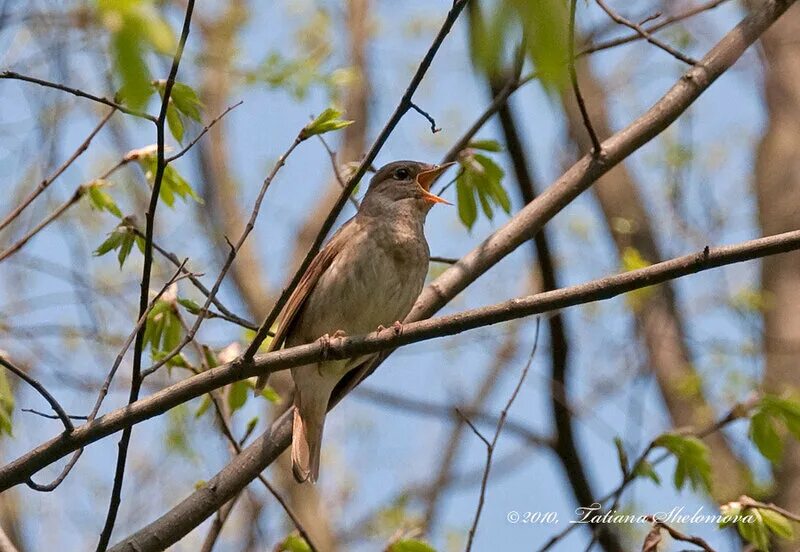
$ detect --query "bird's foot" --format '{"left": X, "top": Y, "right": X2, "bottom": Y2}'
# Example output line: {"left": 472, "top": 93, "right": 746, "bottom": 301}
{"left": 318, "top": 330, "right": 347, "bottom": 361}
{"left": 375, "top": 321, "right": 403, "bottom": 336}
{"left": 392, "top": 320, "right": 404, "bottom": 336}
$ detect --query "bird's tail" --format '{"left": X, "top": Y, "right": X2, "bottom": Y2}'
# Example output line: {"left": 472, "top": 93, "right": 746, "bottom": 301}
{"left": 291, "top": 387, "right": 328, "bottom": 483}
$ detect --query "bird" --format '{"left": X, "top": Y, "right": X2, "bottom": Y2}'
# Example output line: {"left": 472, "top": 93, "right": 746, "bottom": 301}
{"left": 255, "top": 160, "right": 454, "bottom": 483}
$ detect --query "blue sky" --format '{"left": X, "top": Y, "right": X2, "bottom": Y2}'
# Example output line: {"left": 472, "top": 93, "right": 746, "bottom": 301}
{"left": 0, "top": 0, "right": 774, "bottom": 550}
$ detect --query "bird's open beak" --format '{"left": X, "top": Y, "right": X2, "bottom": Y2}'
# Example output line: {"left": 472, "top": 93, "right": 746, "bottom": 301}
{"left": 416, "top": 162, "right": 456, "bottom": 205}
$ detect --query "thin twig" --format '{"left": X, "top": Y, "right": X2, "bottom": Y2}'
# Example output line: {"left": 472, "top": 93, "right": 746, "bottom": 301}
{"left": 0, "top": 355, "right": 73, "bottom": 432}
{"left": 579, "top": 0, "right": 729, "bottom": 56}
{"left": 738, "top": 496, "right": 800, "bottom": 524}
{"left": 0, "top": 71, "right": 155, "bottom": 121}
{"left": 166, "top": 100, "right": 243, "bottom": 163}
{"left": 96, "top": 1, "right": 196, "bottom": 547}
{"left": 316, "top": 134, "right": 360, "bottom": 209}
{"left": 0, "top": 108, "right": 115, "bottom": 233}
{"left": 465, "top": 319, "right": 540, "bottom": 552}
{"left": 644, "top": 516, "right": 717, "bottom": 552}
{"left": 0, "top": 187, "right": 86, "bottom": 264}
{"left": 568, "top": 0, "right": 602, "bottom": 155}
{"left": 594, "top": 0, "right": 699, "bottom": 65}
{"left": 409, "top": 101, "right": 441, "bottom": 133}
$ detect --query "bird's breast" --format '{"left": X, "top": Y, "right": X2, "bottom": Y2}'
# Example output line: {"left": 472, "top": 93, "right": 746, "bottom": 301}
{"left": 295, "top": 219, "right": 429, "bottom": 342}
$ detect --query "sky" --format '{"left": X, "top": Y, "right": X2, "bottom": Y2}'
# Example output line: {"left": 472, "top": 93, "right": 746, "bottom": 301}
{"left": 0, "top": 0, "right": 774, "bottom": 550}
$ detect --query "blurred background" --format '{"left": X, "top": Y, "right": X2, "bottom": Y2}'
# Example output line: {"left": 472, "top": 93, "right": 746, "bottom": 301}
{"left": 0, "top": 0, "right": 798, "bottom": 550}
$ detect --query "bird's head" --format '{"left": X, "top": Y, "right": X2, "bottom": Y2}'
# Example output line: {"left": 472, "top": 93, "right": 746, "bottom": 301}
{"left": 361, "top": 160, "right": 454, "bottom": 218}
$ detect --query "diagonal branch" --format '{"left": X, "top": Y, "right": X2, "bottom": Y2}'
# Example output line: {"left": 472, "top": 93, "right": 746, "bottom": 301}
{"left": 1, "top": 225, "right": 794, "bottom": 549}
{"left": 0, "top": 71, "right": 155, "bottom": 121}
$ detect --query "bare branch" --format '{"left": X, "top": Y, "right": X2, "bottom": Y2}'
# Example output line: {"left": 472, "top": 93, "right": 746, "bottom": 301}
{"left": 594, "top": 0, "right": 699, "bottom": 65}
{"left": 568, "top": 0, "right": 602, "bottom": 154}
{"left": 0, "top": 108, "right": 115, "bottom": 233}
{"left": 0, "top": 354, "right": 73, "bottom": 432}
{"left": 165, "top": 100, "right": 244, "bottom": 163}
{"left": 580, "top": 0, "right": 729, "bottom": 56}
{"left": 0, "top": 71, "right": 156, "bottom": 121}
{"left": 465, "top": 320, "right": 540, "bottom": 551}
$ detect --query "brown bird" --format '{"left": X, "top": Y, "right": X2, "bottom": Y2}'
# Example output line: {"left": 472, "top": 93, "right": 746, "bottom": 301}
{"left": 256, "top": 160, "right": 454, "bottom": 483}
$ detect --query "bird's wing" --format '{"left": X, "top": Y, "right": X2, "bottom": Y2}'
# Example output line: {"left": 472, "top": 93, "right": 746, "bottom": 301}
{"left": 267, "top": 217, "right": 358, "bottom": 352}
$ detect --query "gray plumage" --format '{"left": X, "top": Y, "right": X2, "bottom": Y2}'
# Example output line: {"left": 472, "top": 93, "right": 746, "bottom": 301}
{"left": 255, "top": 160, "right": 452, "bottom": 483}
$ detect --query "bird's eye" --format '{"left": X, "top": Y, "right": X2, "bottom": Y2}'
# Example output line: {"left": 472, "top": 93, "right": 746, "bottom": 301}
{"left": 393, "top": 167, "right": 411, "bottom": 180}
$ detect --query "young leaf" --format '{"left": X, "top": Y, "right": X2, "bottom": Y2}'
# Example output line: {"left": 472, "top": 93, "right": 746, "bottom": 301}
{"left": 760, "top": 508, "right": 793, "bottom": 539}
{"left": 468, "top": 139, "right": 503, "bottom": 152}
{"left": 300, "top": 107, "right": 353, "bottom": 139}
{"left": 259, "top": 385, "right": 281, "bottom": 404}
{"left": 387, "top": 539, "right": 437, "bottom": 552}
{"left": 277, "top": 534, "right": 311, "bottom": 552}
{"left": 750, "top": 410, "right": 783, "bottom": 463}
{"left": 169, "top": 82, "right": 203, "bottom": 122}
{"left": 654, "top": 433, "right": 712, "bottom": 493}
{"left": 456, "top": 173, "right": 478, "bottom": 230}
{"left": 94, "top": 223, "right": 140, "bottom": 268}
{"left": 178, "top": 298, "right": 203, "bottom": 316}
{"left": 141, "top": 156, "right": 203, "bottom": 207}
{"left": 0, "top": 368, "right": 14, "bottom": 437}
{"left": 633, "top": 460, "right": 661, "bottom": 485}
{"left": 87, "top": 181, "right": 123, "bottom": 218}
{"left": 166, "top": 103, "right": 184, "bottom": 143}
{"left": 228, "top": 380, "right": 249, "bottom": 413}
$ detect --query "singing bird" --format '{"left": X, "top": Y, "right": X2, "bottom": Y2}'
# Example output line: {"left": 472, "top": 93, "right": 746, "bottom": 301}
{"left": 256, "top": 160, "right": 454, "bottom": 483}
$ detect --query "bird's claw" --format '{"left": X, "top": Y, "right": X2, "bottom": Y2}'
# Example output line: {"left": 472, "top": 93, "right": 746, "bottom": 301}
{"left": 319, "top": 330, "right": 347, "bottom": 362}
{"left": 392, "top": 320, "right": 403, "bottom": 335}
{"left": 375, "top": 321, "right": 403, "bottom": 336}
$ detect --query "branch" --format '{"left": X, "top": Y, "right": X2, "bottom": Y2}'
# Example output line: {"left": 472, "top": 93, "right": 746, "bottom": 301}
{"left": 0, "top": 186, "right": 86, "bottom": 264}
{"left": 465, "top": 321, "right": 539, "bottom": 551}
{"left": 95, "top": 1, "right": 196, "bottom": 548}
{"left": 0, "top": 224, "right": 789, "bottom": 545}
{"left": 0, "top": 108, "right": 115, "bottom": 233}
{"left": 568, "top": 0, "right": 602, "bottom": 154}
{"left": 0, "top": 355, "right": 73, "bottom": 432}
{"left": 643, "top": 516, "right": 717, "bottom": 552}
{"left": 0, "top": 71, "right": 156, "bottom": 121}
{"left": 579, "top": 0, "right": 729, "bottom": 56}
{"left": 594, "top": 0, "right": 699, "bottom": 65}
{"left": 165, "top": 100, "right": 243, "bottom": 163}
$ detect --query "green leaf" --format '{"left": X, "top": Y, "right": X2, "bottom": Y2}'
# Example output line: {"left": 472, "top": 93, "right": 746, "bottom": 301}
{"left": 141, "top": 157, "right": 203, "bottom": 207}
{"left": 178, "top": 298, "right": 202, "bottom": 316}
{"left": 760, "top": 508, "right": 793, "bottom": 539}
{"left": 387, "top": 539, "right": 437, "bottom": 552}
{"left": 195, "top": 395, "right": 212, "bottom": 418}
{"left": 300, "top": 107, "right": 353, "bottom": 139}
{"left": 259, "top": 385, "right": 281, "bottom": 404}
{"left": 738, "top": 509, "right": 771, "bottom": 552}
{"left": 469, "top": 139, "right": 503, "bottom": 152}
{"left": 169, "top": 82, "right": 203, "bottom": 121}
{"left": 455, "top": 173, "right": 478, "bottom": 230}
{"left": 277, "top": 534, "right": 311, "bottom": 552}
{"left": 750, "top": 410, "right": 783, "bottom": 463}
{"left": 613, "top": 437, "right": 628, "bottom": 474}
{"left": 654, "top": 433, "right": 712, "bottom": 493}
{"left": 87, "top": 182, "right": 123, "bottom": 218}
{"left": 633, "top": 460, "right": 661, "bottom": 485}
{"left": 94, "top": 223, "right": 141, "bottom": 268}
{"left": 166, "top": 103, "right": 184, "bottom": 142}
{"left": 513, "top": 0, "right": 569, "bottom": 91}
{"left": 0, "top": 368, "right": 14, "bottom": 437}
{"left": 111, "top": 23, "right": 152, "bottom": 109}
{"left": 228, "top": 380, "right": 249, "bottom": 413}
